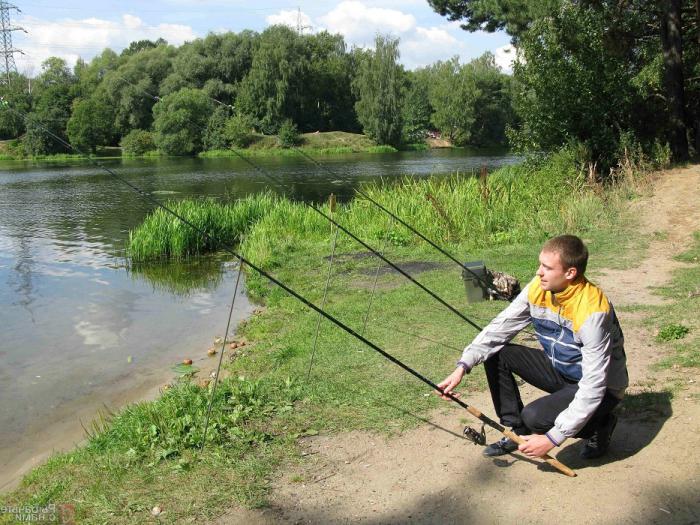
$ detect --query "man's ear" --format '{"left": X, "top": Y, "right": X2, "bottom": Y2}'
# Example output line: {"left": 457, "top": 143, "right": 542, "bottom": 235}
{"left": 564, "top": 267, "right": 578, "bottom": 281}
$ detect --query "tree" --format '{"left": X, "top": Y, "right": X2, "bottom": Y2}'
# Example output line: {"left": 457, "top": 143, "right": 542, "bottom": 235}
{"left": 402, "top": 70, "right": 432, "bottom": 143}
{"left": 23, "top": 58, "right": 76, "bottom": 154}
{"left": 67, "top": 97, "right": 114, "bottom": 152}
{"left": 425, "top": 57, "right": 480, "bottom": 145}
{"left": 235, "top": 25, "right": 309, "bottom": 132}
{"left": 430, "top": 0, "right": 699, "bottom": 162}
{"left": 427, "top": 0, "right": 560, "bottom": 38}
{"left": 203, "top": 105, "right": 233, "bottom": 150}
{"left": 353, "top": 35, "right": 404, "bottom": 146}
{"left": 153, "top": 88, "right": 214, "bottom": 155}
{"left": 467, "top": 52, "right": 515, "bottom": 146}
{"left": 99, "top": 45, "right": 175, "bottom": 138}
{"left": 0, "top": 73, "right": 32, "bottom": 139}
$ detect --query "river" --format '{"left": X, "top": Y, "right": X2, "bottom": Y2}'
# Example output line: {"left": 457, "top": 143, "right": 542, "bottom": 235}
{"left": 0, "top": 149, "right": 519, "bottom": 490}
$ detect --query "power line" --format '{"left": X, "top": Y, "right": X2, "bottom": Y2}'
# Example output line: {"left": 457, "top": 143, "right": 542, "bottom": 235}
{"left": 0, "top": 0, "right": 26, "bottom": 85}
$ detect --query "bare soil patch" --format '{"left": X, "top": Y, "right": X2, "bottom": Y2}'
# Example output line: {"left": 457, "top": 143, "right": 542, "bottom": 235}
{"left": 215, "top": 165, "right": 700, "bottom": 524}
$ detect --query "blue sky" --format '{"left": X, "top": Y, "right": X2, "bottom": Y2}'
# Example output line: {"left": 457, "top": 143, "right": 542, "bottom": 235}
{"left": 11, "top": 0, "right": 513, "bottom": 73}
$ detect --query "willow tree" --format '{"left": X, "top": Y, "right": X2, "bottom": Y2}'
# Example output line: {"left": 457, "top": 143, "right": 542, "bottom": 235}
{"left": 352, "top": 35, "right": 404, "bottom": 147}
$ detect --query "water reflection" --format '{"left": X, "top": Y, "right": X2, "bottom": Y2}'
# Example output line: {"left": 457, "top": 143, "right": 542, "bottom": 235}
{"left": 10, "top": 236, "right": 37, "bottom": 323}
{"left": 128, "top": 257, "right": 227, "bottom": 297}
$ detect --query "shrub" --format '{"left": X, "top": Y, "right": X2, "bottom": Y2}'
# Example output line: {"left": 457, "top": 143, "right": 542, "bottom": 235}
{"left": 225, "top": 114, "right": 254, "bottom": 148}
{"left": 203, "top": 106, "right": 232, "bottom": 151}
{"left": 120, "top": 129, "right": 156, "bottom": 156}
{"left": 277, "top": 119, "right": 300, "bottom": 148}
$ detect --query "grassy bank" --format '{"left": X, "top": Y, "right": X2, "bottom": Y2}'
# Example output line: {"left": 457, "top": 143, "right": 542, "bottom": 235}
{"left": 199, "top": 131, "right": 403, "bottom": 158}
{"left": 1, "top": 150, "right": 659, "bottom": 523}
{"left": 1, "top": 132, "right": 424, "bottom": 162}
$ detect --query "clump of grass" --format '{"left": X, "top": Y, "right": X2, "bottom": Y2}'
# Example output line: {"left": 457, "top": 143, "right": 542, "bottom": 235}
{"left": 127, "top": 193, "right": 279, "bottom": 261}
{"left": 656, "top": 323, "right": 690, "bottom": 342}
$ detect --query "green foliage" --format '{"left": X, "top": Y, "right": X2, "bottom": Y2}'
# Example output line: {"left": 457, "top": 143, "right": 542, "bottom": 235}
{"left": 67, "top": 97, "right": 114, "bottom": 153}
{"left": 0, "top": 74, "right": 31, "bottom": 139}
{"left": 100, "top": 45, "right": 176, "bottom": 137}
{"left": 428, "top": 0, "right": 560, "bottom": 37}
{"left": 424, "top": 57, "right": 479, "bottom": 145}
{"left": 277, "top": 119, "right": 300, "bottom": 148}
{"left": 402, "top": 70, "right": 432, "bottom": 143}
{"left": 119, "top": 129, "right": 156, "bottom": 156}
{"left": 130, "top": 147, "right": 610, "bottom": 264}
{"left": 353, "top": 35, "right": 404, "bottom": 147}
{"left": 510, "top": 4, "right": 642, "bottom": 168}
{"left": 224, "top": 113, "right": 255, "bottom": 148}
{"left": 127, "top": 193, "right": 279, "bottom": 261}
{"left": 153, "top": 88, "right": 214, "bottom": 155}
{"left": 203, "top": 105, "right": 233, "bottom": 151}
{"left": 656, "top": 324, "right": 690, "bottom": 342}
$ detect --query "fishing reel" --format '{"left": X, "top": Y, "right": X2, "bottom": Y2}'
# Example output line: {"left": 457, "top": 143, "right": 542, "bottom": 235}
{"left": 463, "top": 423, "right": 486, "bottom": 446}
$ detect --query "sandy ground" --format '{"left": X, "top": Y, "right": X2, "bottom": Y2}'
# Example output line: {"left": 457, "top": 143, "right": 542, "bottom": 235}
{"left": 214, "top": 165, "right": 700, "bottom": 524}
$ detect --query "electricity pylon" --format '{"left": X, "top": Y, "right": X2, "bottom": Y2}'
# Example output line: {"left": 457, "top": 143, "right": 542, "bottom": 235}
{"left": 1, "top": 1, "right": 25, "bottom": 85}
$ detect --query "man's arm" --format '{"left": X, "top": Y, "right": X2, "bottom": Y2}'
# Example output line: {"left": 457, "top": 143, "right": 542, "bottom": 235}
{"left": 457, "top": 282, "right": 534, "bottom": 371}
{"left": 437, "top": 282, "right": 533, "bottom": 398}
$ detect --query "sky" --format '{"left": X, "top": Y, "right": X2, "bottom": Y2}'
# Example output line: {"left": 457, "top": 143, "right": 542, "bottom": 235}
{"left": 9, "top": 0, "right": 515, "bottom": 75}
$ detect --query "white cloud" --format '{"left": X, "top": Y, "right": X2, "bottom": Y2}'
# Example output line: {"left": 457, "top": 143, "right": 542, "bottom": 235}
{"left": 494, "top": 44, "right": 516, "bottom": 73}
{"left": 319, "top": 1, "right": 416, "bottom": 42}
{"left": 265, "top": 9, "right": 313, "bottom": 32}
{"left": 14, "top": 14, "right": 197, "bottom": 72}
{"left": 265, "top": 1, "right": 504, "bottom": 70}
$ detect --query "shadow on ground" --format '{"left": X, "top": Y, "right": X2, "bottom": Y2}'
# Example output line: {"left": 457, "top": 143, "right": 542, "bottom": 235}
{"left": 555, "top": 391, "right": 673, "bottom": 471}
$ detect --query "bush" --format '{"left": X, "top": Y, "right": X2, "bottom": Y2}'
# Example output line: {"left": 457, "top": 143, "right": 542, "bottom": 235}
{"left": 203, "top": 106, "right": 232, "bottom": 151}
{"left": 120, "top": 129, "right": 156, "bottom": 156}
{"left": 224, "top": 114, "right": 254, "bottom": 148}
{"left": 153, "top": 88, "right": 214, "bottom": 155}
{"left": 277, "top": 119, "right": 300, "bottom": 148}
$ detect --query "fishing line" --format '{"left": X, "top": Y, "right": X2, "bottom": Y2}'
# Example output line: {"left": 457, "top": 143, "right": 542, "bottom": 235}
{"left": 4, "top": 104, "right": 575, "bottom": 477}
{"left": 359, "top": 216, "right": 394, "bottom": 338}
{"left": 109, "top": 75, "right": 491, "bottom": 348}
{"left": 306, "top": 194, "right": 340, "bottom": 381}
{"left": 109, "top": 74, "right": 505, "bottom": 311}
{"left": 200, "top": 254, "right": 243, "bottom": 452}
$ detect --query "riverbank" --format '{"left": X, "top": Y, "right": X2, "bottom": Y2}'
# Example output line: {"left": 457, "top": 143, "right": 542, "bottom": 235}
{"left": 0, "top": 132, "right": 440, "bottom": 162}
{"left": 4, "top": 150, "right": 689, "bottom": 524}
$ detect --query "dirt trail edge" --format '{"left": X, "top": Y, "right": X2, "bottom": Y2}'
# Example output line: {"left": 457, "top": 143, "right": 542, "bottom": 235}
{"left": 215, "top": 165, "right": 700, "bottom": 525}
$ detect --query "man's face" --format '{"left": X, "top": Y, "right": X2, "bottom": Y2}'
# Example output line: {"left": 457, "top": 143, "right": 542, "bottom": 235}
{"left": 537, "top": 250, "right": 577, "bottom": 293}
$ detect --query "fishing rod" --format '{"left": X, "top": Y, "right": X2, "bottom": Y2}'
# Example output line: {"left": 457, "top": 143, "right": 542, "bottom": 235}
{"left": 3, "top": 104, "right": 575, "bottom": 477}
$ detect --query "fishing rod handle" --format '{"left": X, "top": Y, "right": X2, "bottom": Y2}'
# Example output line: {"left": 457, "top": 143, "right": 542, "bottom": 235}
{"left": 502, "top": 429, "right": 577, "bottom": 477}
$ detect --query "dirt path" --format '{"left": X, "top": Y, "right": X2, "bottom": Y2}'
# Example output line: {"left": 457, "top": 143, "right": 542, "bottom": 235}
{"left": 214, "top": 165, "right": 700, "bottom": 525}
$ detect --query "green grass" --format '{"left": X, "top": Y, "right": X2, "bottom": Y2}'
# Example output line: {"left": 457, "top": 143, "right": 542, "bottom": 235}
{"left": 645, "top": 231, "right": 700, "bottom": 370}
{"left": 199, "top": 131, "right": 406, "bottom": 158}
{"left": 3, "top": 149, "right": 657, "bottom": 523}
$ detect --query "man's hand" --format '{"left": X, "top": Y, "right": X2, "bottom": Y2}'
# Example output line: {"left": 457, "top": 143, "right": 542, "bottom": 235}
{"left": 435, "top": 366, "right": 465, "bottom": 400}
{"left": 517, "top": 434, "right": 555, "bottom": 458}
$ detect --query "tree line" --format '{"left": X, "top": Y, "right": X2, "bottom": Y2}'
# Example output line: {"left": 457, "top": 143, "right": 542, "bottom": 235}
{"left": 0, "top": 26, "right": 514, "bottom": 157}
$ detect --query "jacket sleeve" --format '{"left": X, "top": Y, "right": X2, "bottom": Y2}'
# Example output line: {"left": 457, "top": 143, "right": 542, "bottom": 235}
{"left": 458, "top": 282, "right": 533, "bottom": 371}
{"left": 546, "top": 311, "right": 612, "bottom": 446}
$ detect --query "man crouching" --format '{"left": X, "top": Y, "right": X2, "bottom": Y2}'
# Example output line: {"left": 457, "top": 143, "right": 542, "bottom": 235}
{"left": 438, "top": 235, "right": 628, "bottom": 459}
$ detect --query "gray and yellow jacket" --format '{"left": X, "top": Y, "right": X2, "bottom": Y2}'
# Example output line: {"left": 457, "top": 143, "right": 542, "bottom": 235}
{"left": 459, "top": 275, "right": 628, "bottom": 445}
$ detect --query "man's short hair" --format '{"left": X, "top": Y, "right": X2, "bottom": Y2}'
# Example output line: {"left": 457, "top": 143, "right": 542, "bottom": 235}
{"left": 542, "top": 235, "right": 588, "bottom": 275}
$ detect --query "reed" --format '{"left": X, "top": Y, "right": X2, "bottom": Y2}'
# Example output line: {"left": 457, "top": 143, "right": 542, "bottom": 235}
{"left": 128, "top": 148, "right": 612, "bottom": 264}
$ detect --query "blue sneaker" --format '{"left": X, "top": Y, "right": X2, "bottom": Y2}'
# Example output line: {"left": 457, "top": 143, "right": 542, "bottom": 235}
{"left": 483, "top": 437, "right": 518, "bottom": 457}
